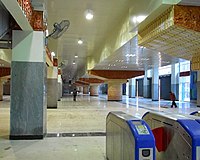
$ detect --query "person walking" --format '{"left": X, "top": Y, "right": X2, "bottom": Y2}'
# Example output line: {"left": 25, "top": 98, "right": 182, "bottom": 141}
{"left": 169, "top": 91, "right": 177, "bottom": 108}
{"left": 73, "top": 88, "right": 77, "bottom": 101}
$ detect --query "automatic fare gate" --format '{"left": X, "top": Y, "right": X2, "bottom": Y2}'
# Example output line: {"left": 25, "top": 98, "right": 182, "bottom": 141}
{"left": 106, "top": 111, "right": 155, "bottom": 160}
{"left": 142, "top": 111, "right": 200, "bottom": 160}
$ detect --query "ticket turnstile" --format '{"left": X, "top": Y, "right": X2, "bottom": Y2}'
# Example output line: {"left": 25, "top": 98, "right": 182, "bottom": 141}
{"left": 106, "top": 111, "right": 155, "bottom": 160}
{"left": 143, "top": 111, "right": 200, "bottom": 160}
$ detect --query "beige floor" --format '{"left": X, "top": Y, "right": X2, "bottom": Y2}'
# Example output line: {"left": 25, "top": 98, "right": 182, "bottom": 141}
{"left": 0, "top": 95, "right": 199, "bottom": 160}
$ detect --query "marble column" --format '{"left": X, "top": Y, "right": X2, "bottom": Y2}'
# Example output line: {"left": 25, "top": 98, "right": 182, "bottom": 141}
{"left": 57, "top": 74, "right": 62, "bottom": 101}
{"left": 90, "top": 84, "right": 99, "bottom": 96}
{"left": 79, "top": 86, "right": 83, "bottom": 94}
{"left": 152, "top": 66, "right": 159, "bottom": 101}
{"left": 143, "top": 70, "right": 149, "bottom": 98}
{"left": 129, "top": 78, "right": 136, "bottom": 98}
{"left": 10, "top": 30, "right": 46, "bottom": 139}
{"left": 171, "top": 63, "right": 179, "bottom": 100}
{"left": 197, "top": 71, "right": 200, "bottom": 107}
{"left": 3, "top": 80, "right": 10, "bottom": 95}
{"left": 83, "top": 86, "right": 89, "bottom": 94}
{"left": 47, "top": 67, "right": 58, "bottom": 108}
{"left": 107, "top": 79, "right": 126, "bottom": 101}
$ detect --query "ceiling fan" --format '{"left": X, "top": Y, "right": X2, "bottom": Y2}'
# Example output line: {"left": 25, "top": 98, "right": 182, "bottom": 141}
{"left": 47, "top": 20, "right": 70, "bottom": 39}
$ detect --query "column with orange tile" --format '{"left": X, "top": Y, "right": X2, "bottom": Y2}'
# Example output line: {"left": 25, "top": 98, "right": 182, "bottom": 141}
{"left": 88, "top": 70, "right": 145, "bottom": 101}
{"left": 107, "top": 79, "right": 126, "bottom": 101}
{"left": 83, "top": 86, "right": 89, "bottom": 94}
{"left": 89, "top": 84, "right": 99, "bottom": 96}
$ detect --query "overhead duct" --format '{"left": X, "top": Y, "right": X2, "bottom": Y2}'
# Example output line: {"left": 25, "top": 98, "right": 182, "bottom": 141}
{"left": 138, "top": 5, "right": 200, "bottom": 70}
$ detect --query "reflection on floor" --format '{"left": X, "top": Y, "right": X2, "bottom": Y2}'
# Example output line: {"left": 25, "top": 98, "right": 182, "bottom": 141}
{"left": 0, "top": 94, "right": 199, "bottom": 160}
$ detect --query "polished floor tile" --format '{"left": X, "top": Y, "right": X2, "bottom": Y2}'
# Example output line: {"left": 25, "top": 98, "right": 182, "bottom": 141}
{"left": 0, "top": 94, "right": 199, "bottom": 160}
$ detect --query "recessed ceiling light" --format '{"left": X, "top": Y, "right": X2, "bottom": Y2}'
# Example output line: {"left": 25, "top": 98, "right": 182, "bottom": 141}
{"left": 116, "top": 60, "right": 124, "bottom": 62}
{"left": 126, "top": 54, "right": 136, "bottom": 57}
{"left": 85, "top": 9, "right": 94, "bottom": 20}
{"left": 75, "top": 55, "right": 78, "bottom": 58}
{"left": 162, "top": 61, "right": 170, "bottom": 64}
{"left": 108, "top": 64, "right": 116, "bottom": 67}
{"left": 78, "top": 39, "right": 83, "bottom": 45}
{"left": 73, "top": 61, "right": 76, "bottom": 65}
{"left": 121, "top": 66, "right": 128, "bottom": 69}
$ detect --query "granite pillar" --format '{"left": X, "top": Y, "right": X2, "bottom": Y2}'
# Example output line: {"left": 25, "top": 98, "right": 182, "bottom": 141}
{"left": 47, "top": 67, "right": 58, "bottom": 108}
{"left": 57, "top": 74, "right": 62, "bottom": 101}
{"left": 83, "top": 86, "right": 89, "bottom": 94}
{"left": 79, "top": 86, "right": 83, "bottom": 94}
{"left": 152, "top": 67, "right": 159, "bottom": 101}
{"left": 3, "top": 80, "right": 10, "bottom": 95}
{"left": 107, "top": 79, "right": 126, "bottom": 101}
{"left": 129, "top": 78, "right": 136, "bottom": 98}
{"left": 171, "top": 63, "right": 179, "bottom": 100}
{"left": 77, "top": 86, "right": 83, "bottom": 94}
{"left": 90, "top": 84, "right": 99, "bottom": 96}
{"left": 143, "top": 70, "right": 149, "bottom": 98}
{"left": 10, "top": 30, "right": 46, "bottom": 139}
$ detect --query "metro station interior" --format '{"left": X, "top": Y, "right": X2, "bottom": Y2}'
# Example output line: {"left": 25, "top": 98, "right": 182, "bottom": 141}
{"left": 1, "top": 0, "right": 200, "bottom": 160}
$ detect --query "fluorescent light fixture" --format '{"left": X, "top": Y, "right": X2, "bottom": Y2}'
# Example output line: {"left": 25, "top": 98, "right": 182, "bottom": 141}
{"left": 46, "top": 29, "right": 49, "bottom": 37}
{"left": 126, "top": 54, "right": 136, "bottom": 57}
{"left": 85, "top": 9, "right": 94, "bottom": 20}
{"left": 73, "top": 61, "right": 76, "bottom": 65}
{"left": 121, "top": 66, "right": 128, "bottom": 69}
{"left": 51, "top": 52, "right": 55, "bottom": 57}
{"left": 108, "top": 64, "right": 116, "bottom": 67}
{"left": 141, "top": 58, "right": 149, "bottom": 61}
{"left": 132, "top": 15, "right": 147, "bottom": 24}
{"left": 78, "top": 39, "right": 83, "bottom": 45}
{"left": 75, "top": 55, "right": 78, "bottom": 58}
{"left": 137, "top": 16, "right": 146, "bottom": 23}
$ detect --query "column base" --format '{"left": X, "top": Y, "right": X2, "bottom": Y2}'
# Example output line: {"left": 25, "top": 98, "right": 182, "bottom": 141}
{"left": 10, "top": 134, "right": 45, "bottom": 140}
{"left": 129, "top": 96, "right": 135, "bottom": 98}
{"left": 47, "top": 107, "right": 57, "bottom": 109}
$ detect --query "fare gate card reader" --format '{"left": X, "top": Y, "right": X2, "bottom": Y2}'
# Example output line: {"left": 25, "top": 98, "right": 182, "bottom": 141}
{"left": 106, "top": 112, "right": 155, "bottom": 160}
{"left": 127, "top": 120, "right": 155, "bottom": 160}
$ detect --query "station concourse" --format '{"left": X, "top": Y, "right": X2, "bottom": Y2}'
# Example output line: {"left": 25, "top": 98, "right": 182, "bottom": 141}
{"left": 0, "top": 0, "right": 200, "bottom": 159}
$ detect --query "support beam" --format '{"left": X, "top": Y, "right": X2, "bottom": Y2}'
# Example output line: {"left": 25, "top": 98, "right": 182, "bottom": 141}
{"left": 89, "top": 70, "right": 144, "bottom": 79}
